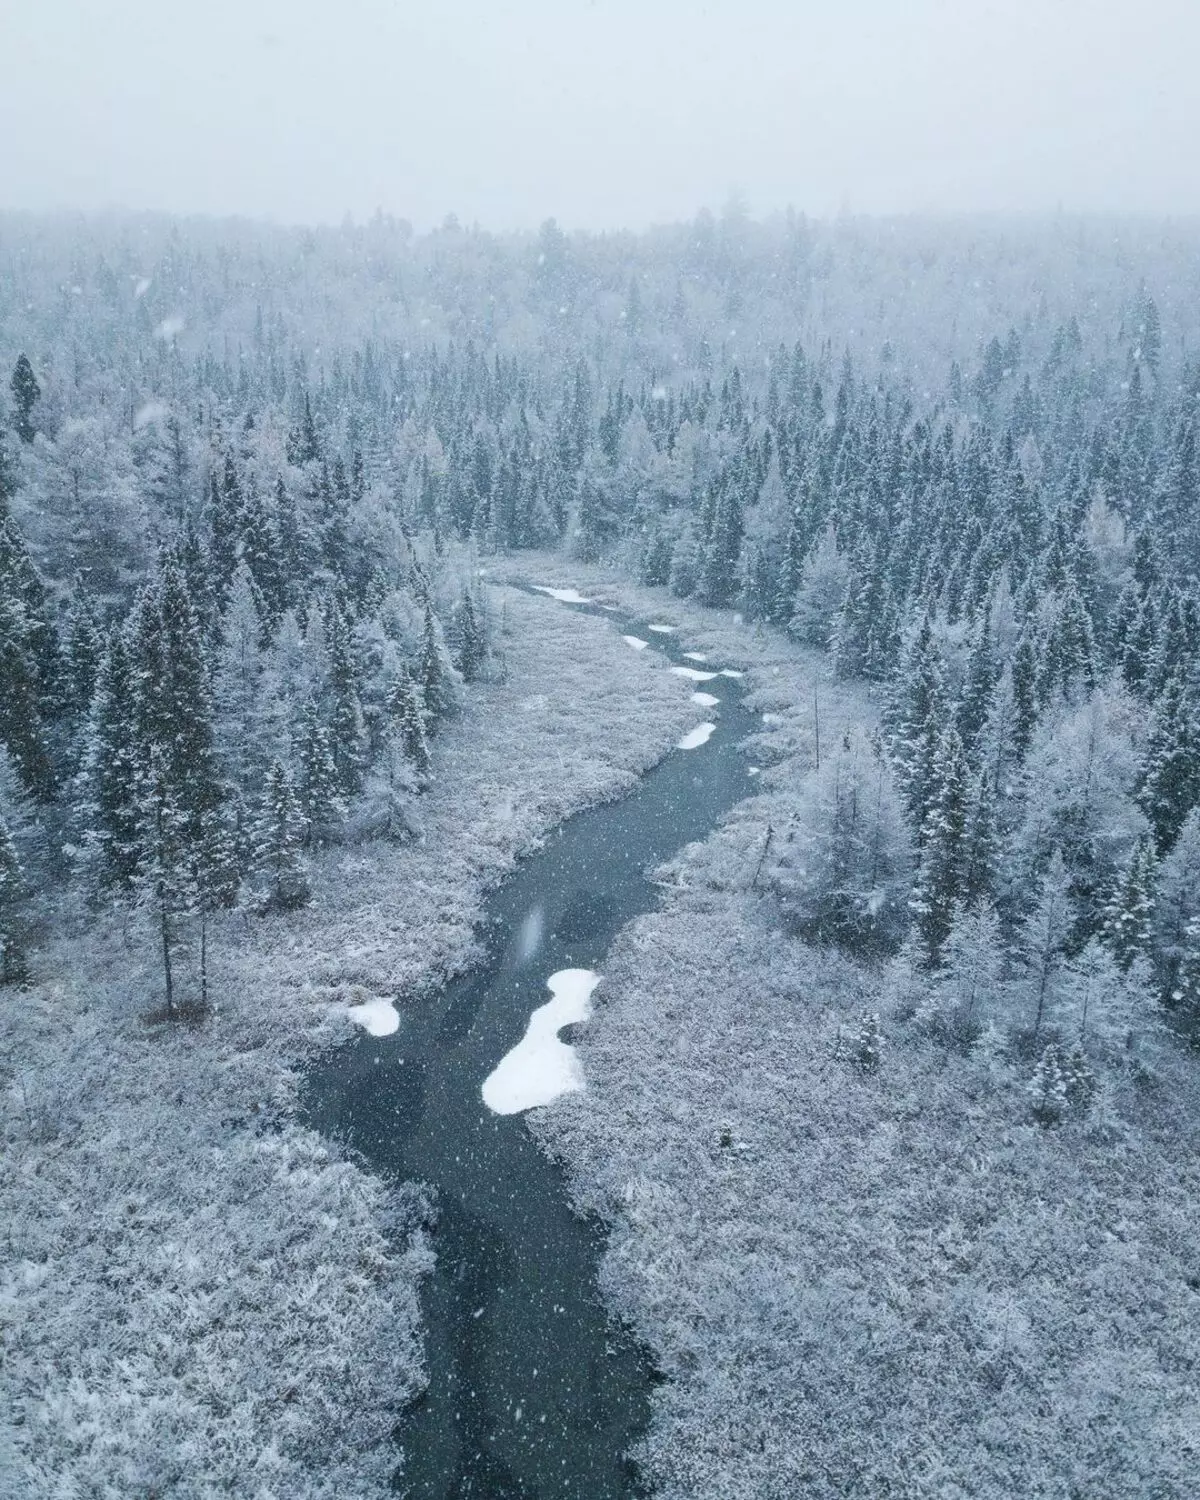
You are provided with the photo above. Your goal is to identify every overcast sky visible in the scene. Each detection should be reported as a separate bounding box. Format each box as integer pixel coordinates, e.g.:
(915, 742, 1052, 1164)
(2, 0, 1198, 230)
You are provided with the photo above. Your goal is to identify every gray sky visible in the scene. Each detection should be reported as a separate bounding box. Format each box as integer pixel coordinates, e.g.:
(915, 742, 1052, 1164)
(3, 0, 1198, 229)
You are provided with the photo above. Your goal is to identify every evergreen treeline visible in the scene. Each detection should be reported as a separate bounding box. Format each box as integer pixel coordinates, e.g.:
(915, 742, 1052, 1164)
(2, 220, 1199, 1046)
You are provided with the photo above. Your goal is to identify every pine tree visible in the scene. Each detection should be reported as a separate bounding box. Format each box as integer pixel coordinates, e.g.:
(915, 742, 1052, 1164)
(323, 595, 365, 793)
(387, 670, 432, 784)
(1136, 676, 1200, 854)
(1010, 631, 1040, 757)
(76, 629, 142, 894)
(418, 598, 456, 724)
(1103, 834, 1157, 971)
(911, 726, 970, 966)
(1029, 1044, 1069, 1126)
(890, 615, 949, 835)
(455, 587, 487, 682)
(10, 354, 40, 444)
(296, 699, 343, 847)
(0, 807, 27, 984)
(251, 760, 311, 911)
(957, 617, 997, 749)
(129, 561, 236, 1011)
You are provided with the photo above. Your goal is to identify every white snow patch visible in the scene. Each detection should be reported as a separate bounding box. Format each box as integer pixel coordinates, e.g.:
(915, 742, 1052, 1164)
(677, 722, 716, 750)
(670, 666, 718, 683)
(647, 624, 675, 634)
(482, 969, 600, 1115)
(762, 712, 783, 726)
(347, 997, 399, 1037)
(719, 669, 745, 679)
(133, 276, 152, 298)
(153, 315, 185, 341)
(682, 651, 708, 663)
(622, 635, 649, 651)
(748, 766, 762, 777)
(531, 585, 593, 605)
(691, 691, 719, 707)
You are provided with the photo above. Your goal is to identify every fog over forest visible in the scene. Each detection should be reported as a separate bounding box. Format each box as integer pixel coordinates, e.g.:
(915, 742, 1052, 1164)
(3, 6, 1199, 1499)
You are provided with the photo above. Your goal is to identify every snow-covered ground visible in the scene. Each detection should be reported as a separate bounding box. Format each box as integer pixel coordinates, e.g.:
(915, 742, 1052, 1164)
(515, 559, 1200, 1499)
(1, 583, 699, 1499)
(482, 969, 601, 1114)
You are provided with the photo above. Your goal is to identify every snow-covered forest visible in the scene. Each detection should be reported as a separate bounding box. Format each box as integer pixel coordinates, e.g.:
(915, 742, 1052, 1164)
(3, 208, 1200, 1496)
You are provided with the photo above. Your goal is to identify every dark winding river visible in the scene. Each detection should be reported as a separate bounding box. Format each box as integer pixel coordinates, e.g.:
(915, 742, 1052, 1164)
(302, 588, 759, 1497)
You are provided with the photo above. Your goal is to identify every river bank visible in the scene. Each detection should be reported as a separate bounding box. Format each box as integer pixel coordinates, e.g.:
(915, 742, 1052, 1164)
(521, 569, 1200, 1498)
(1, 583, 699, 1498)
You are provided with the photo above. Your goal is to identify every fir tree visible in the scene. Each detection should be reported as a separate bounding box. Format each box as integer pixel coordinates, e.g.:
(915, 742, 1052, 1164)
(455, 587, 487, 683)
(296, 700, 343, 847)
(10, 354, 40, 444)
(911, 726, 970, 967)
(418, 598, 456, 724)
(323, 595, 365, 794)
(1103, 834, 1157, 971)
(76, 629, 142, 894)
(251, 760, 311, 911)
(0, 807, 27, 984)
(387, 670, 432, 784)
(1029, 1044, 1069, 1126)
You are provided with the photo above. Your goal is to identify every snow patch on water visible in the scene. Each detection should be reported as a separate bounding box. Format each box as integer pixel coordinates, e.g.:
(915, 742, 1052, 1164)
(677, 722, 716, 750)
(482, 969, 601, 1114)
(691, 691, 719, 707)
(671, 666, 718, 682)
(682, 651, 708, 663)
(622, 635, 649, 650)
(347, 997, 400, 1037)
(532, 585, 593, 605)
(647, 624, 675, 634)
(719, 669, 745, 679)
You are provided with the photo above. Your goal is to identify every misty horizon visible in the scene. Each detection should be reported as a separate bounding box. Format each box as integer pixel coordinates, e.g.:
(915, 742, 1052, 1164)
(4, 0, 1198, 231)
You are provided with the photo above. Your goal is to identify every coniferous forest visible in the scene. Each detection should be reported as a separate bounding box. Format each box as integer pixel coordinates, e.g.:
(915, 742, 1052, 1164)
(4, 210, 1200, 1496)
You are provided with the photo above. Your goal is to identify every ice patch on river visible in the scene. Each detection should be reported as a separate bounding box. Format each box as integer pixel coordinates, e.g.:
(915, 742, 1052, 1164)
(670, 666, 718, 682)
(648, 624, 675, 633)
(347, 997, 400, 1037)
(622, 635, 649, 650)
(532, 585, 593, 604)
(677, 722, 716, 750)
(692, 691, 719, 707)
(682, 651, 708, 663)
(719, 668, 745, 679)
(482, 969, 601, 1114)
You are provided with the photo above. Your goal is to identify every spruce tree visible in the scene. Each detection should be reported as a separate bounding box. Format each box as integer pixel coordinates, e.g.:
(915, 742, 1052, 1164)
(418, 598, 455, 724)
(251, 760, 311, 911)
(911, 726, 970, 967)
(1103, 834, 1157, 972)
(1029, 1044, 1069, 1126)
(130, 561, 235, 1011)
(77, 629, 142, 894)
(323, 595, 365, 793)
(455, 587, 487, 683)
(0, 807, 27, 984)
(10, 354, 40, 444)
(387, 670, 432, 785)
(296, 699, 343, 847)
